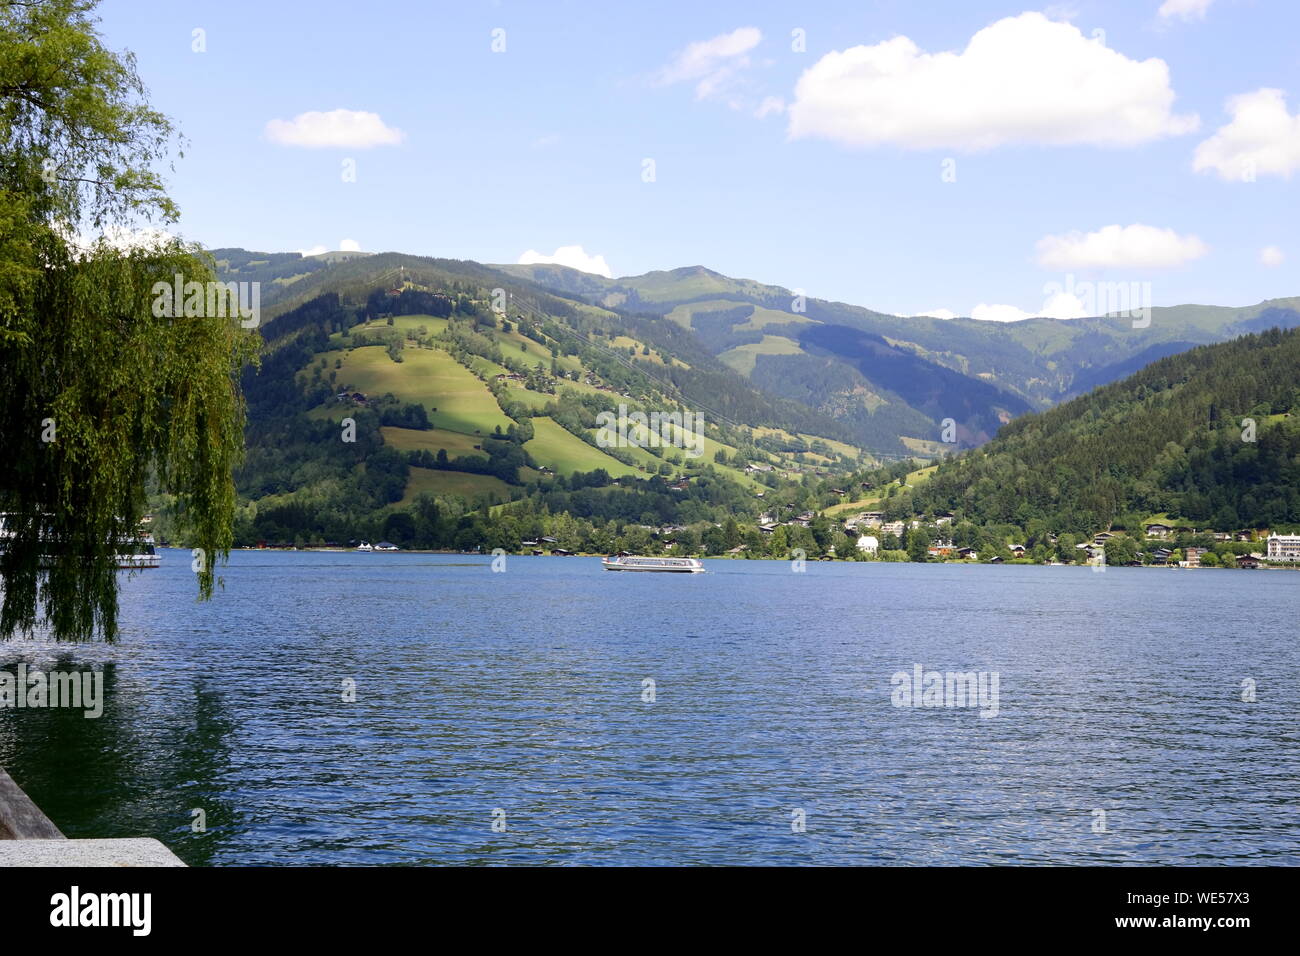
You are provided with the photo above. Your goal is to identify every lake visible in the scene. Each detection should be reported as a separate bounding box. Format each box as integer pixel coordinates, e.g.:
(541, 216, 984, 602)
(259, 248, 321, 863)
(1, 551, 1297, 865)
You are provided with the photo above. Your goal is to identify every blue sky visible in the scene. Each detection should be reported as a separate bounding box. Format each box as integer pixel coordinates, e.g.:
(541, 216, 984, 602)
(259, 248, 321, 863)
(97, 0, 1298, 318)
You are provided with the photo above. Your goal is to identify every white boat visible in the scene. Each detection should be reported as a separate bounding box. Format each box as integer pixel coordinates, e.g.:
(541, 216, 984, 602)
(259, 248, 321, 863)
(2, 514, 159, 568)
(601, 555, 704, 573)
(116, 532, 159, 569)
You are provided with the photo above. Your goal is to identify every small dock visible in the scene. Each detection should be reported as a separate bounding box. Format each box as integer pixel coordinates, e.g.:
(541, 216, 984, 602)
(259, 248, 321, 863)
(0, 767, 185, 866)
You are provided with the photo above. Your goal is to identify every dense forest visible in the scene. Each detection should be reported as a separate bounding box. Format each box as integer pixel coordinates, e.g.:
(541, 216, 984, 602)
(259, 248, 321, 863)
(907, 327, 1300, 535)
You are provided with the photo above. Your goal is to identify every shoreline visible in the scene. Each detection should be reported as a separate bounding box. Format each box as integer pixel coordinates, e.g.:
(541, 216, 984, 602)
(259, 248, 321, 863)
(154, 546, 1300, 570)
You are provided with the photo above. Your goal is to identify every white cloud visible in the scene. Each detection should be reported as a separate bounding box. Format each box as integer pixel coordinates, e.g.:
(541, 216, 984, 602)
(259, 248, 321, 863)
(971, 292, 1092, 322)
(754, 96, 785, 119)
(1193, 88, 1300, 181)
(71, 225, 176, 253)
(1040, 291, 1090, 319)
(971, 303, 1038, 322)
(297, 240, 363, 257)
(1158, 0, 1213, 20)
(265, 109, 404, 148)
(660, 26, 759, 88)
(912, 295, 1095, 323)
(657, 27, 761, 102)
(786, 12, 1197, 150)
(517, 244, 613, 278)
(1260, 245, 1285, 267)
(1035, 223, 1208, 269)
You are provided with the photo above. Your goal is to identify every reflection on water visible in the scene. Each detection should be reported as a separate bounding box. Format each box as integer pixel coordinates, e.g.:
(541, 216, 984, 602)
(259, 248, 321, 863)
(1, 551, 1297, 865)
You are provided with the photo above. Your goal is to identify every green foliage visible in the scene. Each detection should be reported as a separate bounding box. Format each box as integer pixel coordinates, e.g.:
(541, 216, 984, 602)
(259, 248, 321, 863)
(1, 0, 255, 640)
(906, 328, 1300, 537)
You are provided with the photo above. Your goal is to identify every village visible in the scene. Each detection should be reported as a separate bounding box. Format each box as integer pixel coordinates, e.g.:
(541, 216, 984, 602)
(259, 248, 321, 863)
(830, 511, 1300, 568)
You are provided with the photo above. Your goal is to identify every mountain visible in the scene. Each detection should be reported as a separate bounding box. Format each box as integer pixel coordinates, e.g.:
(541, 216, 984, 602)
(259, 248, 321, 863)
(498, 261, 1300, 452)
(219, 250, 1300, 460)
(188, 248, 1299, 556)
(902, 326, 1300, 542)
(199, 250, 882, 549)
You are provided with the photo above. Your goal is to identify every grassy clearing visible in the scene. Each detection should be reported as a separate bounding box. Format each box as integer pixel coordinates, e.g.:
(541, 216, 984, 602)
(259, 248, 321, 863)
(497, 329, 554, 367)
(663, 298, 749, 329)
(825, 465, 937, 516)
(718, 335, 805, 376)
(799, 433, 864, 460)
(609, 335, 669, 366)
(524, 417, 640, 477)
(503, 385, 553, 412)
(734, 307, 814, 331)
(615, 421, 766, 489)
(331, 315, 450, 346)
(399, 466, 512, 505)
(381, 426, 486, 457)
(335, 346, 512, 435)
(900, 436, 947, 456)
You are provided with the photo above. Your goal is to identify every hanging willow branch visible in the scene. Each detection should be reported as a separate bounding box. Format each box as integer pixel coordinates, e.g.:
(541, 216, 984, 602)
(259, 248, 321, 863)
(1, 0, 257, 640)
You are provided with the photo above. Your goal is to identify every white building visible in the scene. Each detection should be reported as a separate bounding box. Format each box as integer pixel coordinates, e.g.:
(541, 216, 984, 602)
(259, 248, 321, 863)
(856, 534, 880, 555)
(1266, 534, 1300, 562)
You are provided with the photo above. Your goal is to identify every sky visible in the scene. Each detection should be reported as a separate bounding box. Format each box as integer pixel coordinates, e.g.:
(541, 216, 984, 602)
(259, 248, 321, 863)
(95, 0, 1299, 320)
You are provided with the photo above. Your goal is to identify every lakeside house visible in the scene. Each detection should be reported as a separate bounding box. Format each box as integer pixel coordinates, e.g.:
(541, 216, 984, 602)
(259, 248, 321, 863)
(856, 534, 879, 555)
(1266, 534, 1300, 562)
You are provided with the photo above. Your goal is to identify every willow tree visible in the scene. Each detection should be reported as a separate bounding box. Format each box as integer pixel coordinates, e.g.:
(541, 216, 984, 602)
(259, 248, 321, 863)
(1, 0, 256, 640)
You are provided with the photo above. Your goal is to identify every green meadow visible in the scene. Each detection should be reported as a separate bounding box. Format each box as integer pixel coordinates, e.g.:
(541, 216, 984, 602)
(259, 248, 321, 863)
(718, 335, 805, 376)
(380, 426, 486, 458)
(399, 466, 513, 505)
(523, 417, 640, 477)
(336, 345, 512, 435)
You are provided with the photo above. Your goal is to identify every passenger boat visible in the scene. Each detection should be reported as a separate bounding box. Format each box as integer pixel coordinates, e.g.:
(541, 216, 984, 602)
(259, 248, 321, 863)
(2, 514, 160, 568)
(601, 555, 704, 573)
(116, 532, 160, 569)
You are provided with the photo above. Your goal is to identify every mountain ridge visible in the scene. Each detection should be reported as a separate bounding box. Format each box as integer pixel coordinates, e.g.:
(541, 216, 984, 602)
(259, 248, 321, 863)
(214, 248, 1299, 457)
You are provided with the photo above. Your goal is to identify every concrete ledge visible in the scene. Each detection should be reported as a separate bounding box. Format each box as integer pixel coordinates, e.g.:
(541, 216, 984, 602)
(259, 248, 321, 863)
(0, 768, 64, 840)
(0, 838, 186, 867)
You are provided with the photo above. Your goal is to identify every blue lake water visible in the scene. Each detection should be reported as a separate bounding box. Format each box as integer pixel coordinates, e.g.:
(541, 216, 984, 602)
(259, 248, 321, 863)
(1, 550, 1297, 865)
